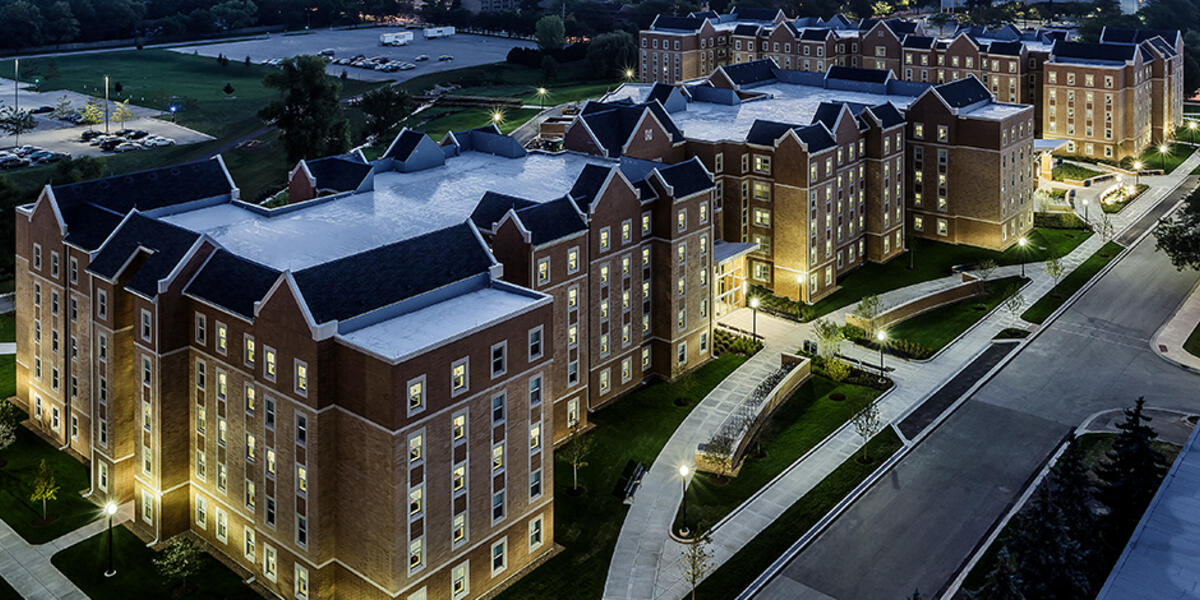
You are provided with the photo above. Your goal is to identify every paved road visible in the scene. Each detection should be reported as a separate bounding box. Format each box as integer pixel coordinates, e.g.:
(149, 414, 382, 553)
(753, 194, 1200, 599)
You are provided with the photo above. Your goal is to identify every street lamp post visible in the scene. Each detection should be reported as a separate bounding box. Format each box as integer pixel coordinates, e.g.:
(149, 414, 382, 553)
(104, 502, 118, 577)
(1159, 144, 1169, 171)
(749, 297, 760, 339)
(1133, 160, 1143, 186)
(876, 330, 887, 382)
(1018, 237, 1028, 278)
(1082, 198, 1089, 222)
(536, 86, 547, 110)
(624, 68, 635, 81)
(104, 75, 110, 135)
(1190, 121, 1197, 145)
(678, 464, 691, 537)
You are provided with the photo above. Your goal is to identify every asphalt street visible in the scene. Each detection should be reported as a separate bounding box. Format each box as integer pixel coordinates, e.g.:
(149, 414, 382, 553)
(752, 187, 1200, 600)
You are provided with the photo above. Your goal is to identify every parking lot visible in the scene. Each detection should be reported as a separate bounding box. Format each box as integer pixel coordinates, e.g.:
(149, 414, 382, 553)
(170, 28, 533, 84)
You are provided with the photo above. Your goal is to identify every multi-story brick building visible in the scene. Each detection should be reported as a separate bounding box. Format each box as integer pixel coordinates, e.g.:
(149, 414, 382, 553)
(638, 8, 790, 84)
(12, 123, 718, 599)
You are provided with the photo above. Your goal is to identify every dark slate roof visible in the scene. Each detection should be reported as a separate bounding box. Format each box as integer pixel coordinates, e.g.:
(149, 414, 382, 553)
(1101, 26, 1180, 45)
(470, 191, 537, 229)
(866, 102, 905, 128)
(827, 65, 890, 84)
(569, 164, 612, 211)
(647, 83, 677, 106)
(811, 102, 853, 130)
(652, 15, 705, 31)
(934, 76, 991, 108)
(902, 35, 934, 49)
(733, 23, 760, 36)
(793, 124, 836, 152)
(1149, 37, 1177, 57)
(385, 129, 427, 161)
(88, 213, 201, 297)
(1052, 40, 1136, 63)
(731, 7, 780, 21)
(1139, 43, 1154, 62)
(185, 249, 280, 320)
(884, 19, 918, 35)
(293, 223, 493, 324)
(690, 10, 719, 19)
(859, 17, 879, 31)
(721, 59, 777, 85)
(579, 101, 682, 157)
(986, 40, 1023, 56)
(800, 28, 831, 41)
(513, 197, 587, 245)
(305, 156, 372, 193)
(746, 119, 799, 146)
(52, 159, 231, 251)
(656, 158, 712, 198)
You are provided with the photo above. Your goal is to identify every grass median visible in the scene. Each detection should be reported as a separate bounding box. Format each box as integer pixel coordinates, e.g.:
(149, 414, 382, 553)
(1184, 320, 1200, 359)
(0, 312, 12, 343)
(672, 374, 884, 533)
(693, 428, 903, 599)
(494, 353, 748, 600)
(885, 275, 1029, 353)
(1052, 163, 1104, 181)
(1022, 242, 1123, 324)
(0, 427, 96, 544)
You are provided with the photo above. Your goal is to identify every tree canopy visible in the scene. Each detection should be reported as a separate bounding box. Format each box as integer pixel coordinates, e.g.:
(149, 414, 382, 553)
(258, 55, 350, 163)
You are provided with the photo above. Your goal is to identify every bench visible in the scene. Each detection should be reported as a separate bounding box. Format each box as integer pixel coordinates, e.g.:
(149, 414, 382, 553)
(616, 461, 647, 505)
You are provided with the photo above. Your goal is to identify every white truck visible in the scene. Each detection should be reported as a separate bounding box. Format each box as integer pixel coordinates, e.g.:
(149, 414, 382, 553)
(380, 31, 414, 46)
(423, 26, 455, 39)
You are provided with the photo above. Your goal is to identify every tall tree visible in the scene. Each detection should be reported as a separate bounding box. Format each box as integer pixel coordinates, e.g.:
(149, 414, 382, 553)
(1095, 397, 1170, 538)
(587, 31, 637, 79)
(43, 1, 80, 46)
(0, 0, 46, 48)
(1009, 487, 1091, 599)
(1048, 437, 1100, 560)
(258, 55, 351, 163)
(359, 85, 413, 139)
(535, 15, 565, 51)
(970, 547, 1025, 600)
(1154, 187, 1200, 271)
(154, 537, 204, 593)
(212, 0, 259, 30)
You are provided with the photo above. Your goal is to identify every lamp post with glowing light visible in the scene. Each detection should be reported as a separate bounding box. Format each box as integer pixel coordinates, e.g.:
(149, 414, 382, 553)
(1159, 144, 1170, 171)
(104, 74, 110, 135)
(1017, 237, 1028, 277)
(536, 86, 547, 110)
(1189, 121, 1197, 145)
(624, 68, 635, 81)
(104, 502, 118, 577)
(876, 330, 887, 382)
(749, 296, 760, 339)
(678, 464, 691, 537)
(1082, 198, 1089, 222)
(1133, 160, 1142, 186)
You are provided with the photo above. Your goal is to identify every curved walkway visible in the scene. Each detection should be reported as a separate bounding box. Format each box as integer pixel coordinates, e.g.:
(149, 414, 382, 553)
(602, 150, 1200, 600)
(1151, 280, 1200, 372)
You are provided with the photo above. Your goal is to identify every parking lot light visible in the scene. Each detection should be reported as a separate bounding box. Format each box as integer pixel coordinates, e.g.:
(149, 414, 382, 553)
(624, 68, 635, 80)
(536, 86, 547, 109)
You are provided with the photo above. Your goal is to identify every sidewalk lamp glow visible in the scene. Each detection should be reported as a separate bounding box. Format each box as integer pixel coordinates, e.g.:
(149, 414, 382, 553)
(1082, 197, 1090, 222)
(678, 464, 692, 537)
(536, 86, 548, 109)
(491, 110, 504, 124)
(876, 330, 888, 382)
(624, 68, 635, 80)
(104, 502, 118, 578)
(1133, 160, 1143, 186)
(1159, 143, 1170, 171)
(1189, 121, 1197, 144)
(1018, 237, 1028, 277)
(750, 296, 760, 339)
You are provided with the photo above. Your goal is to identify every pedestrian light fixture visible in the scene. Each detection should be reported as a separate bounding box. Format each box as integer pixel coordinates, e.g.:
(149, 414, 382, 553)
(678, 464, 692, 537)
(876, 330, 888, 382)
(104, 502, 118, 578)
(536, 86, 548, 109)
(749, 296, 760, 339)
(1159, 144, 1170, 171)
(1018, 237, 1028, 277)
(1190, 121, 1197, 144)
(1133, 160, 1143, 186)
(624, 68, 635, 80)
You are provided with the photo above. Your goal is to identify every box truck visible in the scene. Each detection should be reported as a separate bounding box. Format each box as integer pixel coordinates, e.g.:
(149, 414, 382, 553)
(380, 31, 414, 46)
(423, 26, 455, 39)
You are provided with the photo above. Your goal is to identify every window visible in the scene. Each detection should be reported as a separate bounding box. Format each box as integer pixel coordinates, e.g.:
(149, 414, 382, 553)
(528, 327, 543, 359)
(216, 508, 228, 543)
(567, 398, 580, 427)
(492, 490, 505, 521)
(452, 562, 470, 599)
(69, 257, 78, 284)
(264, 348, 277, 381)
(537, 258, 550, 285)
(409, 538, 423, 572)
(97, 289, 107, 319)
(451, 358, 469, 395)
(753, 154, 771, 174)
(937, 125, 948, 142)
(567, 247, 579, 273)
(294, 360, 308, 396)
(244, 529, 256, 561)
(492, 393, 505, 424)
(409, 485, 423, 516)
(139, 309, 153, 341)
(409, 433, 423, 463)
(492, 443, 505, 471)
(754, 209, 771, 227)
(195, 495, 208, 528)
(245, 385, 256, 414)
(217, 463, 227, 492)
(677, 341, 687, 365)
(141, 490, 154, 524)
(530, 467, 542, 498)
(491, 539, 508, 576)
(529, 375, 542, 406)
(600, 369, 610, 393)
(406, 375, 425, 415)
(530, 423, 542, 450)
(245, 479, 255, 509)
(295, 565, 309, 600)
(98, 463, 108, 492)
(677, 209, 686, 232)
(530, 516, 545, 551)
(244, 336, 255, 366)
(641, 212, 652, 235)
(600, 227, 611, 251)
(216, 323, 227, 354)
(266, 449, 276, 476)
(265, 396, 276, 430)
(266, 497, 276, 526)
(264, 545, 277, 582)
(621, 220, 632, 244)
(452, 413, 466, 442)
(453, 464, 466, 492)
(491, 342, 507, 378)
(195, 314, 207, 343)
(32, 243, 41, 270)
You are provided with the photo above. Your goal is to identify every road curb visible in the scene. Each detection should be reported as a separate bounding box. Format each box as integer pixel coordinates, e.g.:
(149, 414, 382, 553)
(1148, 279, 1200, 375)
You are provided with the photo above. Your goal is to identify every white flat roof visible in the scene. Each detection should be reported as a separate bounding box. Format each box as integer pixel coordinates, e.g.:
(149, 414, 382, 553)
(338, 286, 543, 361)
(162, 151, 608, 272)
(963, 101, 1030, 120)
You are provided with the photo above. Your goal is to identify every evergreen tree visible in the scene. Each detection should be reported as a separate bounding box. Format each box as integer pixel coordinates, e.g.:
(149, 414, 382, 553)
(1095, 398, 1170, 540)
(1049, 437, 1100, 560)
(258, 55, 350, 162)
(1009, 487, 1091, 599)
(970, 547, 1024, 600)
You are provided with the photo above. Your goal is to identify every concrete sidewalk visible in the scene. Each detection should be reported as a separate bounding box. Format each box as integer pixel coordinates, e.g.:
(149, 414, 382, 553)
(0, 503, 131, 600)
(1152, 281, 1200, 372)
(601, 150, 1200, 600)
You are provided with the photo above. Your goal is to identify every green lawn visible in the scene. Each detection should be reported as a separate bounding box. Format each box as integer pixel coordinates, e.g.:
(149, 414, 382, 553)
(397, 60, 618, 105)
(0, 355, 13, 399)
(693, 429, 903, 599)
(806, 227, 1091, 320)
(1022, 242, 1123, 324)
(0, 427, 97, 544)
(52, 526, 260, 600)
(1134, 142, 1196, 175)
(962, 433, 1180, 593)
(1183, 319, 1200, 359)
(673, 374, 883, 533)
(994, 327, 1031, 339)
(0, 576, 19, 600)
(494, 354, 748, 600)
(0, 312, 12, 343)
(887, 276, 1028, 352)
(1101, 183, 1149, 213)
(1052, 163, 1105, 181)
(399, 106, 541, 141)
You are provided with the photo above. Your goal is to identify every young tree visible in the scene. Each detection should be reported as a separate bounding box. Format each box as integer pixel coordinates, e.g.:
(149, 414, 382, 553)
(30, 459, 59, 520)
(112, 100, 134, 131)
(50, 94, 72, 120)
(534, 15, 565, 51)
(154, 537, 204, 593)
(0, 418, 15, 455)
(977, 259, 998, 284)
(1044, 256, 1065, 284)
(969, 547, 1025, 600)
(678, 530, 714, 600)
(1097, 212, 1116, 243)
(1009, 487, 1090, 599)
(1095, 397, 1170, 539)
(812, 318, 843, 360)
(825, 356, 851, 383)
(258, 55, 351, 163)
(79, 99, 104, 131)
(560, 426, 594, 492)
(1003, 288, 1025, 319)
(0, 106, 37, 146)
(851, 401, 883, 463)
(359, 85, 413, 140)
(852, 294, 882, 337)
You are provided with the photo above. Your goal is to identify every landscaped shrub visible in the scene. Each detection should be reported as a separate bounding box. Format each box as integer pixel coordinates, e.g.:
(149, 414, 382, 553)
(841, 324, 935, 360)
(1034, 212, 1088, 230)
(748, 285, 816, 321)
(713, 329, 763, 357)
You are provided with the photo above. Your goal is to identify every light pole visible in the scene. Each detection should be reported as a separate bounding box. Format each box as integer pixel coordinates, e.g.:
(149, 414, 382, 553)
(1133, 160, 1142, 186)
(876, 330, 888, 382)
(491, 110, 503, 127)
(1082, 198, 1089, 222)
(1159, 143, 1169, 171)
(104, 502, 118, 577)
(104, 74, 110, 135)
(678, 464, 691, 537)
(749, 297, 760, 339)
(536, 86, 547, 110)
(1189, 121, 1197, 145)
(624, 68, 635, 81)
(1018, 237, 1028, 278)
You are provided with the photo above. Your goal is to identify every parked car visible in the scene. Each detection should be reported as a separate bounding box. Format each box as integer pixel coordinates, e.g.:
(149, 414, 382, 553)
(99, 138, 125, 151)
(29, 151, 68, 164)
(142, 136, 175, 147)
(398, 62, 416, 70)
(31, 105, 53, 114)
(414, 54, 429, 61)
(319, 48, 336, 56)
(438, 54, 454, 61)
(0, 156, 30, 169)
(80, 130, 102, 142)
(12, 145, 39, 157)
(114, 142, 141, 153)
(127, 130, 149, 140)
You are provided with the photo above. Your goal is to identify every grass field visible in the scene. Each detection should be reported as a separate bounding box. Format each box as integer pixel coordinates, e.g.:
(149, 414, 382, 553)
(888, 276, 1028, 352)
(0, 355, 12, 399)
(1134, 142, 1196, 175)
(0, 312, 12, 343)
(400, 106, 541, 141)
(1052, 163, 1104, 181)
(1022, 242, 1122, 324)
(397, 60, 620, 105)
(493, 354, 748, 600)
(1184, 320, 1200, 359)
(693, 429, 903, 599)
(1101, 183, 1149, 213)
(806, 227, 1091, 320)
(962, 432, 1181, 593)
(672, 374, 882, 533)
(53, 526, 259, 600)
(0, 427, 96, 544)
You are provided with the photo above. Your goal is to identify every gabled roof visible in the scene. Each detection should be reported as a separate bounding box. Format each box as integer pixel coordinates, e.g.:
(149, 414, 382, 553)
(793, 123, 836, 152)
(186, 249, 280, 320)
(985, 40, 1023, 56)
(902, 35, 935, 49)
(1051, 40, 1136, 64)
(883, 18, 919, 36)
(569, 164, 612, 212)
(513, 197, 587, 245)
(746, 119, 835, 151)
(293, 222, 493, 324)
(1148, 36, 1177, 57)
(730, 6, 782, 21)
(62, 202, 124, 251)
(800, 28, 832, 41)
(384, 129, 429, 161)
(655, 158, 712, 198)
(746, 119, 801, 146)
(689, 10, 719, 19)
(578, 100, 683, 157)
(1100, 26, 1181, 46)
(720, 59, 777, 85)
(932, 76, 992, 108)
(305, 155, 372, 193)
(733, 23, 761, 36)
(827, 65, 890, 84)
(865, 102, 904, 128)
(651, 15, 706, 31)
(647, 83, 677, 106)
(51, 157, 233, 217)
(470, 191, 537, 230)
(811, 102, 855, 130)
(88, 213, 201, 297)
